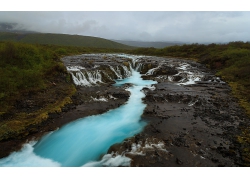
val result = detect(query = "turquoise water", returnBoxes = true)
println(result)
[0,70,156,167]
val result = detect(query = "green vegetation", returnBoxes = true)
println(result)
[0,41,78,140]
[0,32,134,50]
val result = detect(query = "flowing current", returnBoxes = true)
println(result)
[0,68,156,167]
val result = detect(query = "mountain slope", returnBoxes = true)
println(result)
[0,32,134,49]
[112,40,185,48]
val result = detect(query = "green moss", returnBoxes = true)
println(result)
[123,61,129,67]
[0,84,76,141]
[237,127,250,166]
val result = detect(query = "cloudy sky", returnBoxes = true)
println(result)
[1,2,250,43]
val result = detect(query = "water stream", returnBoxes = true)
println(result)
[0,68,156,167]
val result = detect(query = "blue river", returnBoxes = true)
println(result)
[0,69,156,167]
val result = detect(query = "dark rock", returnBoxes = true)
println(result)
[176,158,183,165]
[196,142,202,146]
[211,157,219,163]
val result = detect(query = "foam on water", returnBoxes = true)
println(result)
[82,153,131,167]
[0,141,61,167]
[91,96,108,102]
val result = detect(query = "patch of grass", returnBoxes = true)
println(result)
[237,127,250,166]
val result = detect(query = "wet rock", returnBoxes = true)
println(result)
[172,75,183,82]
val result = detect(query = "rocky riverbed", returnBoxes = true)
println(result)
[1,53,249,166]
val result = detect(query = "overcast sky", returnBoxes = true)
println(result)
[0,11,250,43]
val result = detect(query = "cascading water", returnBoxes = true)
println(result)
[109,65,123,80]
[69,65,132,86]
[70,70,103,86]
[0,55,157,167]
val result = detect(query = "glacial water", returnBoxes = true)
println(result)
[0,69,156,167]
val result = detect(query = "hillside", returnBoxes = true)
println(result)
[0,32,134,50]
[113,39,184,48]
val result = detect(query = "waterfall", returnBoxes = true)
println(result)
[117,54,143,68]
[71,71,91,86]
[86,70,103,84]
[128,61,133,71]
[70,70,103,86]
[101,71,113,81]
[121,65,132,77]
[135,63,143,72]
[109,65,123,79]
[145,66,159,75]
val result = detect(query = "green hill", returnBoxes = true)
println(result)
[0,32,134,49]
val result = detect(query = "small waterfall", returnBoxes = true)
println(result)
[135,63,143,72]
[70,70,103,86]
[128,61,133,71]
[145,66,160,75]
[109,65,123,79]
[86,70,103,84]
[115,66,123,78]
[168,76,174,82]
[101,71,113,81]
[176,64,204,85]
[121,65,132,77]
[71,71,91,86]
[117,54,143,69]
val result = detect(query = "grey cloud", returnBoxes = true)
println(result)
[0,11,249,43]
